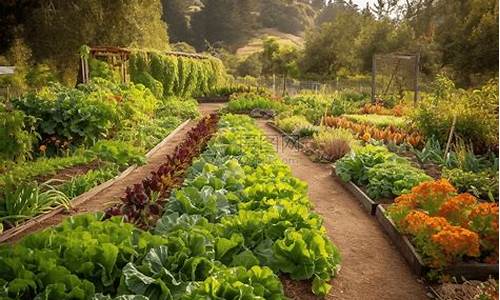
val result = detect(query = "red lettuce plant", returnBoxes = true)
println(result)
[105,113,219,228]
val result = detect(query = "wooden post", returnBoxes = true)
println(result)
[371,55,376,103]
[414,53,420,106]
[444,115,457,159]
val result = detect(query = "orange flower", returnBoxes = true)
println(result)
[394,193,417,208]
[439,193,478,225]
[431,226,480,258]
[403,211,449,235]
[411,179,457,197]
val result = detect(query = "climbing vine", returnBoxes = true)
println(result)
[129,50,227,97]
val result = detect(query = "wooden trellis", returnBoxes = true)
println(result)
[371,53,420,105]
[80,46,209,84]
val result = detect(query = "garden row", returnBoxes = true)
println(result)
[0,114,341,299]
[223,81,498,280]
[0,48,237,233]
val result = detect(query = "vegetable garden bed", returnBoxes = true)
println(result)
[376,205,499,280]
[0,119,191,243]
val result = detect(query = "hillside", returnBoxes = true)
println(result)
[235,28,304,58]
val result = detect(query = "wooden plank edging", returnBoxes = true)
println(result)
[330,165,378,215]
[0,119,192,243]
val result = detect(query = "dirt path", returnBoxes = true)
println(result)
[257,121,428,300]
[4,104,223,243]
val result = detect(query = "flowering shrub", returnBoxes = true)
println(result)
[387,179,499,268]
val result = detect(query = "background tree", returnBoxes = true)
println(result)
[163,0,191,43]
[262,38,299,95]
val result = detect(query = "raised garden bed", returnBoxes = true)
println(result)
[376,205,499,281]
[0,119,191,244]
[330,165,378,215]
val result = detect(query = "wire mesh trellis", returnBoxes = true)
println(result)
[371,53,420,104]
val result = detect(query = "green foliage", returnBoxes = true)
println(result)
[283,94,331,124]
[157,114,341,296]
[13,82,119,147]
[0,182,71,227]
[0,214,166,299]
[336,144,431,200]
[411,76,499,153]
[335,145,395,184]
[89,59,121,83]
[90,141,145,168]
[158,97,200,120]
[57,166,119,199]
[0,105,37,162]
[184,266,285,299]
[276,115,313,134]
[366,161,432,200]
[129,50,227,98]
[343,114,410,128]
[2,0,169,84]
[442,168,499,202]
[227,93,286,113]
[0,154,92,188]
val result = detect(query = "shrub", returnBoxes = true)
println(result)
[283,94,331,124]
[366,161,432,199]
[0,104,37,162]
[411,77,499,153]
[335,145,396,185]
[227,92,286,113]
[276,115,312,134]
[442,168,499,202]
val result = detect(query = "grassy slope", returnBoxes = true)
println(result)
[235,28,304,58]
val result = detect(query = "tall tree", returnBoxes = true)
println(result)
[163,0,191,43]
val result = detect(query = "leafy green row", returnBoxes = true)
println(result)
[335,144,431,200]
[149,114,341,297]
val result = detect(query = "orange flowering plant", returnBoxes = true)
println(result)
[387,179,499,268]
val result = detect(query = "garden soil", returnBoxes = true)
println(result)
[4,103,223,244]
[257,120,429,300]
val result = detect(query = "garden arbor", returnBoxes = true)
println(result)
[371,53,420,105]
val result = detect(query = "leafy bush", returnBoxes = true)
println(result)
[227,92,286,114]
[0,104,37,162]
[90,140,145,168]
[276,115,313,134]
[13,82,118,149]
[442,168,499,201]
[335,145,396,185]
[366,161,432,199]
[411,77,499,153]
[158,97,200,120]
[283,94,331,124]
[88,58,120,83]
[336,144,431,200]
